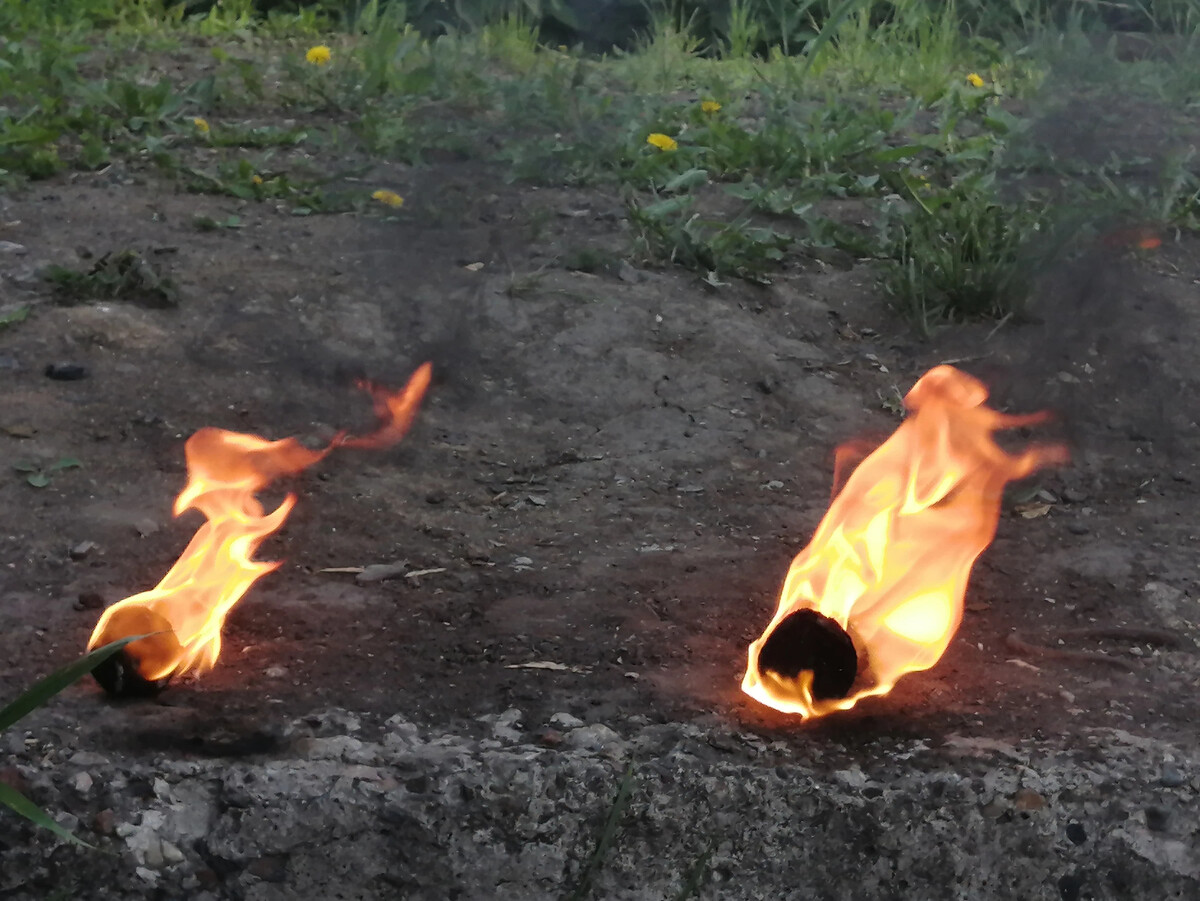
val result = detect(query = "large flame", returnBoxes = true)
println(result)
[742,365,1069,719]
[87,363,432,682]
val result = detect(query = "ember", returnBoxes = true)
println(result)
[743,365,1069,719]
[88,363,432,695]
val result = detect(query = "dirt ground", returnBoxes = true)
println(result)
[1,151,1199,766]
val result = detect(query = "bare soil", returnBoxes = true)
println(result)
[2,151,1199,764]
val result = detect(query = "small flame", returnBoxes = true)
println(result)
[742,365,1069,719]
[87,363,432,683]
[1100,226,1162,251]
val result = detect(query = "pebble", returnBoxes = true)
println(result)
[70,771,94,795]
[44,362,88,381]
[70,541,97,560]
[355,561,409,584]
[74,591,105,611]
[1066,521,1090,536]
[562,723,624,753]
[1013,788,1046,811]
[0,240,26,254]
[1062,487,1088,503]
[549,712,584,730]
[92,809,116,836]
[487,708,523,743]
[161,840,184,865]
[1160,763,1186,788]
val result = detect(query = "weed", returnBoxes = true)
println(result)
[564,763,636,901]
[0,637,147,845]
[12,457,82,489]
[0,305,31,331]
[878,173,1053,334]
[44,250,180,308]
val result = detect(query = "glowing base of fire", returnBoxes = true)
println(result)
[90,607,180,697]
[85,363,433,694]
[742,365,1069,719]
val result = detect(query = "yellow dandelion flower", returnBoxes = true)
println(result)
[966,72,984,88]
[646,133,678,152]
[306,45,332,66]
[700,100,721,114]
[251,174,263,185]
[372,189,404,208]
[192,116,210,134]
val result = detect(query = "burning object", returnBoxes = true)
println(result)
[88,363,432,696]
[742,365,1069,719]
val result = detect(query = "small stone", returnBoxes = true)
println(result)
[70,772,94,795]
[513,556,533,567]
[264,665,288,678]
[425,490,446,505]
[68,751,109,766]
[1160,763,1186,788]
[92,809,116,836]
[383,714,421,749]
[562,723,624,753]
[0,240,26,254]
[1013,788,1046,811]
[161,841,184,865]
[355,561,409,584]
[74,591,105,611]
[70,541,97,560]
[549,712,585,730]
[539,729,564,747]
[1066,522,1090,536]
[1062,487,1088,503]
[142,839,165,869]
[617,260,641,283]
[134,866,159,886]
[1065,821,1087,844]
[0,766,29,796]
[486,708,523,743]
[44,362,88,381]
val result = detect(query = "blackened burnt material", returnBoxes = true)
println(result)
[92,649,172,698]
[756,609,858,700]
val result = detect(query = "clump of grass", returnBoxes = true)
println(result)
[878,174,1053,334]
[43,249,180,308]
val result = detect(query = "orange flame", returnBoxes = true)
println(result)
[87,363,432,683]
[742,365,1069,719]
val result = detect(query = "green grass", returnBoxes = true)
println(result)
[1,636,150,846]
[1,0,1198,333]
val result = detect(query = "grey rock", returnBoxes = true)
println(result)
[561,723,625,753]
[70,771,94,795]
[481,708,524,743]
[549,712,585,730]
[1160,763,1186,787]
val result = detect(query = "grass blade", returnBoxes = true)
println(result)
[564,762,636,901]
[0,635,148,731]
[799,0,871,77]
[0,781,95,848]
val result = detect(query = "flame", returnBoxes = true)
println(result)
[742,365,1069,719]
[87,363,432,683]
[1100,226,1162,251]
